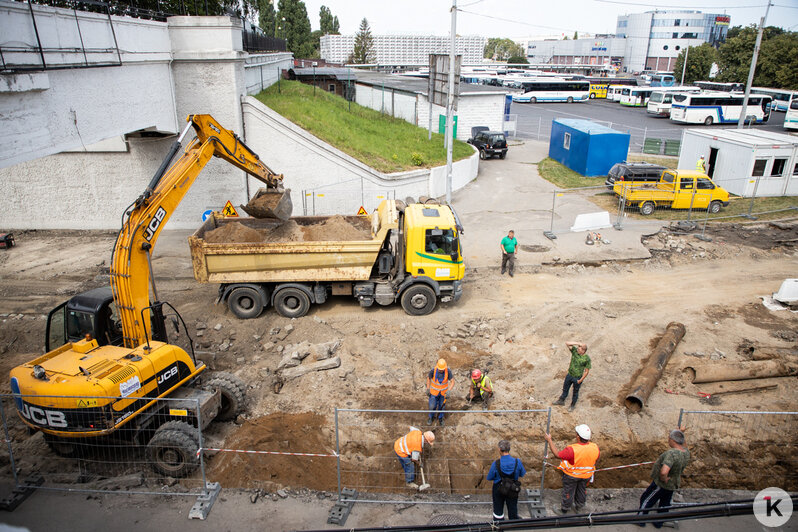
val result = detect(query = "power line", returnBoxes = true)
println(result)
[457,8,594,34]
[595,0,767,8]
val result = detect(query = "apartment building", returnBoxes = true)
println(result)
[320,34,486,66]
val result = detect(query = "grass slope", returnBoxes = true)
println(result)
[255,81,473,173]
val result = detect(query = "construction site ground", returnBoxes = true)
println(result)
[0,140,796,530]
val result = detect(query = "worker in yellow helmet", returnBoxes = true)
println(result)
[427,358,454,427]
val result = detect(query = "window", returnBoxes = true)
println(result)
[673,32,679,38]
[696,178,715,189]
[752,159,767,177]
[328,84,335,93]
[675,19,681,26]
[564,132,571,150]
[771,158,787,177]
[680,178,694,190]
[793,163,798,176]
[424,229,456,255]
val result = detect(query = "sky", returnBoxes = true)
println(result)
[297,0,798,37]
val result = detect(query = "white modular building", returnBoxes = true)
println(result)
[678,129,798,197]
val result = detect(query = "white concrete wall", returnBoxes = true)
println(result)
[0,0,177,169]
[354,83,418,123]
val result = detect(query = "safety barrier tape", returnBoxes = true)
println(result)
[196,447,338,459]
[542,460,654,473]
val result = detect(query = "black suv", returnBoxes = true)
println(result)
[605,162,666,189]
[467,127,508,160]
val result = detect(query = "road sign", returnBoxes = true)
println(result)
[202,209,214,221]
[222,201,239,217]
[357,206,368,216]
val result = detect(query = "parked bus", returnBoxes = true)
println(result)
[609,86,632,102]
[587,78,636,99]
[646,87,701,116]
[785,95,798,131]
[512,80,590,103]
[650,73,675,87]
[751,87,798,112]
[620,88,654,107]
[670,92,772,125]
[694,81,744,92]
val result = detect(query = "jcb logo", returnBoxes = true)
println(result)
[157,365,178,385]
[143,207,167,242]
[20,404,67,428]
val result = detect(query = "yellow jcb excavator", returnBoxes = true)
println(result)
[9,114,290,477]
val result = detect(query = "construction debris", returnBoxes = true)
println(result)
[624,322,686,412]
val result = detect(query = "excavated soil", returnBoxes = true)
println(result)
[300,215,371,241]
[204,216,371,244]
[204,222,263,243]
[247,192,282,210]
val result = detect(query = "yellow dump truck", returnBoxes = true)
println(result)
[189,199,464,318]
[613,169,730,216]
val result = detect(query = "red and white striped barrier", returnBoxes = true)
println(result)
[196,447,339,459]
[543,460,654,473]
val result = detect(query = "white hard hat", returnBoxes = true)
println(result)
[575,424,592,440]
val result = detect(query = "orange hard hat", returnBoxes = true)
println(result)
[471,369,482,380]
[423,431,435,445]
[436,358,447,371]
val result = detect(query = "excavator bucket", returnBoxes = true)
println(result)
[240,188,293,221]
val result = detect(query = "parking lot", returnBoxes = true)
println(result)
[511,98,790,152]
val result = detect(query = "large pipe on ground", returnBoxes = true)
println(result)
[625,322,686,412]
[684,359,798,384]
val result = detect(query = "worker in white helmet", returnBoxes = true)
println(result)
[545,424,600,514]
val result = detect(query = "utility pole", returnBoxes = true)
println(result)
[738,1,771,129]
[445,0,456,204]
[680,45,689,86]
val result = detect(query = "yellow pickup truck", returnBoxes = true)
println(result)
[613,170,730,216]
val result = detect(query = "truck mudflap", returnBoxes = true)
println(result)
[439,280,462,303]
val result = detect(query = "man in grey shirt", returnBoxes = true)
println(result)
[636,428,690,528]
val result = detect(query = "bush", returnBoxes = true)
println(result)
[410,152,426,166]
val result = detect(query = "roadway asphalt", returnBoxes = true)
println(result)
[510,98,790,152]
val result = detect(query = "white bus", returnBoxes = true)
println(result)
[610,86,634,103]
[646,87,702,116]
[670,92,773,125]
[694,81,744,92]
[512,80,590,103]
[751,87,798,112]
[785,95,798,131]
[620,88,654,107]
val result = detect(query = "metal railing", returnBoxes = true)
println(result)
[242,30,285,53]
[301,186,396,216]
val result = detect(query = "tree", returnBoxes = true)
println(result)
[277,0,315,58]
[573,31,579,40]
[258,0,276,36]
[319,5,340,35]
[350,17,375,64]
[483,38,523,61]
[672,43,716,85]
[563,35,569,40]
[715,24,797,89]
[507,55,529,64]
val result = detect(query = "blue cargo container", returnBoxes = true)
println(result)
[548,119,630,177]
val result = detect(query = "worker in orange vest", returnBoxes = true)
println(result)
[427,358,454,427]
[394,428,435,489]
[544,424,600,514]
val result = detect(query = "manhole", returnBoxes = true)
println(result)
[520,244,550,253]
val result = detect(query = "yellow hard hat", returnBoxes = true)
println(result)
[436,358,447,371]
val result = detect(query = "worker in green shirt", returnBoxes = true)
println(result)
[553,341,591,411]
[500,230,518,277]
[636,427,690,528]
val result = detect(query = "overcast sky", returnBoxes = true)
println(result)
[298,0,798,37]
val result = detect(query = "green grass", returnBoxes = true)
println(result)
[537,158,605,188]
[625,153,679,169]
[255,80,473,173]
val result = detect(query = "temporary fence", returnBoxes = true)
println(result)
[677,409,798,491]
[333,408,551,505]
[542,185,629,238]
[301,185,397,216]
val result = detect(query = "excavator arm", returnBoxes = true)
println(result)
[111,114,287,348]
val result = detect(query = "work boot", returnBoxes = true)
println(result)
[509,271,514,277]
[501,269,506,275]
[438,418,445,427]
[427,417,433,426]
[553,398,565,406]
[407,482,419,489]
[569,403,577,412]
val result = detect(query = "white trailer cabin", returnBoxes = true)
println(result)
[678,129,798,197]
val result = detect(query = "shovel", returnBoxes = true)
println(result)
[418,463,431,492]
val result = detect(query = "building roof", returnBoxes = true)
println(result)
[554,119,628,135]
[290,67,356,81]
[353,71,508,96]
[685,128,798,148]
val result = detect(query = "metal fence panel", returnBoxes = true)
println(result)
[303,189,396,216]
[545,185,619,237]
[335,408,550,504]
[678,409,798,491]
[612,186,716,231]
[0,394,207,496]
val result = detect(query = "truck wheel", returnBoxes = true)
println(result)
[567,96,574,103]
[703,116,713,126]
[204,372,246,422]
[640,202,656,216]
[401,285,437,316]
[479,149,487,160]
[227,286,264,319]
[709,201,722,214]
[146,421,199,478]
[43,433,83,458]
[274,287,311,318]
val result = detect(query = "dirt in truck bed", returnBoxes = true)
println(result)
[204,215,372,244]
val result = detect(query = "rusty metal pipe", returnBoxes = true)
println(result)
[684,359,798,384]
[625,322,686,412]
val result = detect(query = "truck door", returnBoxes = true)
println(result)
[695,177,716,209]
[418,228,460,281]
[672,176,696,209]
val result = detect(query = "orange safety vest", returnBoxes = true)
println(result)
[558,442,600,479]
[429,369,450,396]
[394,429,424,458]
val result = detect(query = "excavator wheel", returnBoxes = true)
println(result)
[43,433,84,458]
[204,372,247,422]
[146,421,199,478]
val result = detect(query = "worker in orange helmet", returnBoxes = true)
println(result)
[466,368,494,410]
[427,358,454,427]
[394,428,435,490]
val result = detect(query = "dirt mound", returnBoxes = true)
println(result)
[205,222,263,244]
[207,412,337,490]
[300,215,371,241]
[261,220,305,243]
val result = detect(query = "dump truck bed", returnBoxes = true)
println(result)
[613,181,677,202]
[188,213,388,284]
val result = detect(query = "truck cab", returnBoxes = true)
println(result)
[403,203,464,283]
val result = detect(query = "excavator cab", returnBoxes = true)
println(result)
[45,286,123,351]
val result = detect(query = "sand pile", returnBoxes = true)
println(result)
[204,216,371,244]
[300,215,371,241]
[204,222,263,243]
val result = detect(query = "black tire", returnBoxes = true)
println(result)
[479,148,487,160]
[567,96,574,103]
[400,284,437,316]
[43,433,83,458]
[709,201,722,214]
[146,421,199,478]
[640,201,656,216]
[204,372,246,422]
[227,286,264,319]
[499,152,506,160]
[589,93,595,99]
[273,287,311,318]
[703,116,713,126]
[530,97,537,103]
